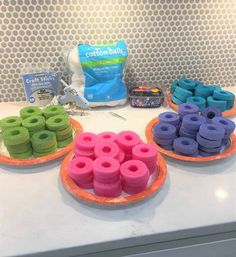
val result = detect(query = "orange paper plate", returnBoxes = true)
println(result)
[60,151,167,206]
[0,117,83,166]
[145,117,236,162]
[167,93,236,117]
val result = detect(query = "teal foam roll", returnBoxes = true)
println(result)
[173,90,188,102]
[171,95,184,105]
[187,96,206,111]
[207,96,227,112]
[178,77,196,91]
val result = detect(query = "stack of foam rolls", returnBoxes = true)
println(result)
[68,131,159,197]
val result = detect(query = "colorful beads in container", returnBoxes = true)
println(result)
[68,131,159,197]
[171,77,235,112]
[153,103,235,157]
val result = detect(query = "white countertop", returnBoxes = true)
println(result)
[0,89,236,257]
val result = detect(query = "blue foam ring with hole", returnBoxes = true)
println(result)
[173,136,198,155]
[198,123,225,140]
[199,150,219,157]
[196,133,222,148]
[207,96,227,112]
[182,113,206,130]
[186,96,206,111]
[211,116,235,135]
[175,86,193,98]
[179,129,196,139]
[158,144,173,151]
[170,80,178,94]
[201,107,222,123]
[178,103,199,115]
[213,89,235,101]
[174,150,199,157]
[159,112,180,126]
[180,124,198,135]
[173,90,188,102]
[178,77,196,91]
[199,145,222,153]
[171,95,184,105]
[154,136,174,146]
[194,85,213,98]
[152,123,177,139]
[181,123,199,132]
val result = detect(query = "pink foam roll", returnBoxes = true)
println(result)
[132,143,158,164]
[75,132,97,151]
[124,154,132,162]
[93,180,122,197]
[93,157,120,184]
[120,160,149,186]
[94,141,120,159]
[122,182,147,195]
[75,180,94,190]
[116,131,141,151]
[97,131,118,142]
[116,149,125,163]
[74,147,95,160]
[68,156,93,183]
[146,164,157,174]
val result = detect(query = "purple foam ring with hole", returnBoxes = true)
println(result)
[199,150,219,157]
[152,123,177,139]
[199,145,222,153]
[179,125,198,136]
[159,112,180,126]
[179,129,196,139]
[173,136,198,154]
[153,136,174,146]
[181,123,199,132]
[158,144,173,150]
[201,107,222,123]
[211,117,235,135]
[198,123,225,140]
[182,114,206,131]
[178,103,200,115]
[174,150,199,157]
[196,133,222,148]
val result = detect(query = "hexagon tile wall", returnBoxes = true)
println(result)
[0,0,236,102]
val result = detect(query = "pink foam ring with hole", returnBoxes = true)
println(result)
[116,149,125,163]
[74,146,95,160]
[97,131,118,142]
[120,160,150,186]
[122,181,147,195]
[93,180,122,197]
[75,132,97,151]
[68,156,93,183]
[94,141,120,159]
[75,180,94,190]
[93,157,120,184]
[132,143,158,165]
[146,163,157,174]
[117,130,141,151]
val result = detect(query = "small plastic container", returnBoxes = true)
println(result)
[129,86,164,108]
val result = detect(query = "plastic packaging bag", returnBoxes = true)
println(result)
[67,40,128,107]
[21,64,60,106]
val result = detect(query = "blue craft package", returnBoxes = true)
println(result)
[68,40,128,107]
[22,71,60,106]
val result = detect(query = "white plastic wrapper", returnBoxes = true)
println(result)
[67,41,128,107]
